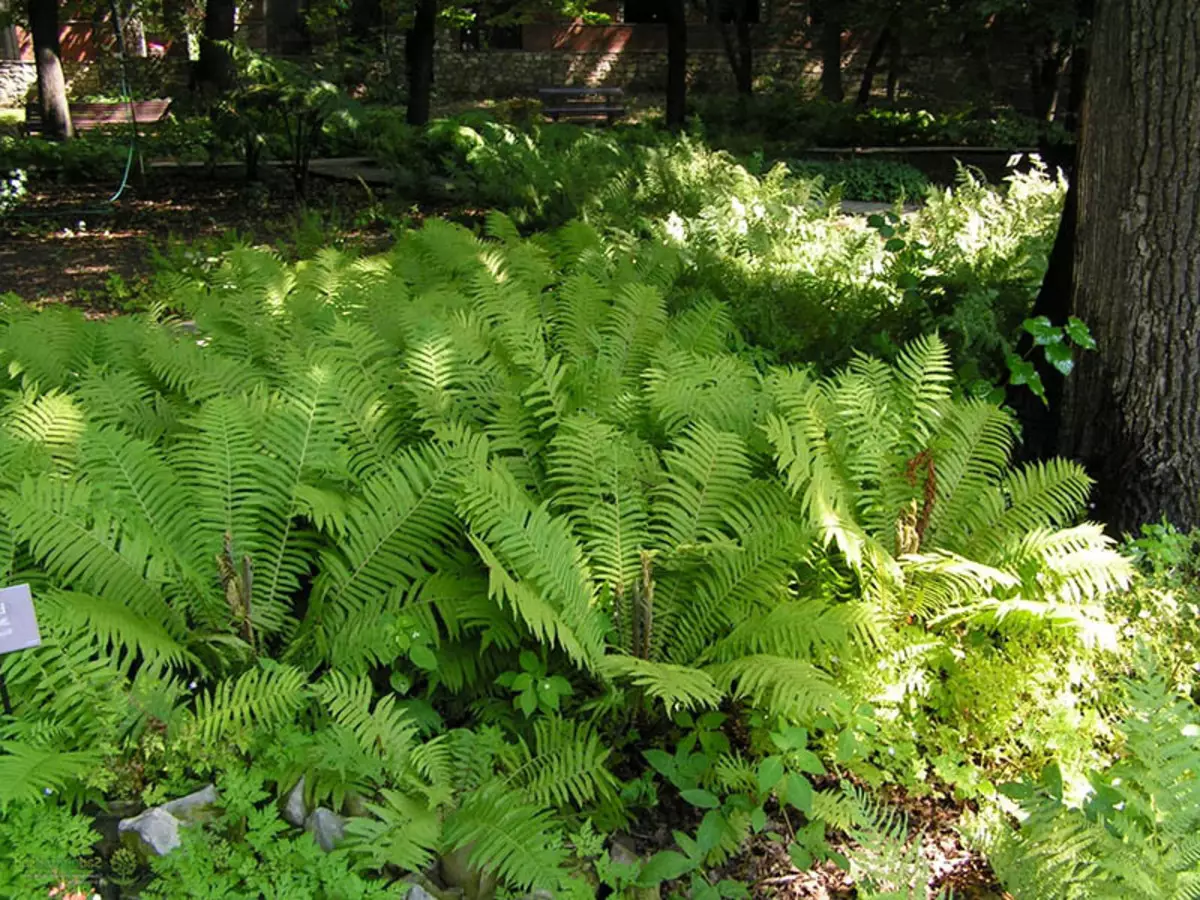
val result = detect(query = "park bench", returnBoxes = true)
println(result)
[538,87,625,125]
[23,99,172,136]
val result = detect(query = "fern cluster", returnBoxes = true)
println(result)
[0,215,1122,893]
[982,659,1200,899]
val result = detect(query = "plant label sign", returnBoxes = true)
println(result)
[0,584,40,655]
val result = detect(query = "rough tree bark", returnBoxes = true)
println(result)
[1058,0,1200,532]
[665,0,687,129]
[405,0,436,126]
[27,0,72,140]
[197,0,236,93]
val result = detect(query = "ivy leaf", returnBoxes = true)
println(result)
[791,749,825,775]
[517,689,537,717]
[1022,315,1062,345]
[1066,316,1098,350]
[644,749,675,777]
[771,727,807,751]
[1043,341,1075,375]
[1041,762,1064,801]
[408,644,438,671]
[680,789,721,809]
[784,773,813,816]
[696,810,727,854]
[750,806,767,833]
[884,237,907,252]
[512,673,533,691]
[638,851,694,886]
[519,649,539,672]
[787,843,812,870]
[867,214,886,228]
[998,781,1034,801]
[757,756,785,794]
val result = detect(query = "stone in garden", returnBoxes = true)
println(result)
[283,777,308,827]
[306,806,346,851]
[118,806,182,857]
[440,844,498,900]
[344,790,370,817]
[161,783,219,822]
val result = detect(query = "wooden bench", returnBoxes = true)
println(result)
[23,99,172,136]
[537,87,625,125]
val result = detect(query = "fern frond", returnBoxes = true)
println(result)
[189,663,308,743]
[598,654,723,712]
[0,742,103,810]
[709,654,842,720]
[443,785,570,891]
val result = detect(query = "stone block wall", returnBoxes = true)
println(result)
[0,61,36,107]
[434,48,824,98]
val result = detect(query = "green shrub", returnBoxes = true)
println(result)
[786,158,929,203]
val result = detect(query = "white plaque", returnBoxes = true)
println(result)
[0,584,40,654]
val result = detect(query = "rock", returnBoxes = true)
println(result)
[344,790,370,818]
[609,836,639,867]
[440,845,498,900]
[282,777,308,827]
[161,783,219,822]
[306,807,346,852]
[118,806,182,857]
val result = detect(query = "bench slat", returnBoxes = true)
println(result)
[538,87,625,96]
[24,100,171,134]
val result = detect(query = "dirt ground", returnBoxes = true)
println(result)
[0,168,400,308]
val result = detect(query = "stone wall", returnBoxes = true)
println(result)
[434,48,824,98]
[434,44,1037,112]
[0,58,189,109]
[0,61,35,108]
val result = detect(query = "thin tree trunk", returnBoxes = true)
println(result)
[665,0,687,129]
[28,0,72,140]
[0,0,17,60]
[1059,0,1200,532]
[123,9,148,57]
[885,31,901,102]
[818,0,843,102]
[855,25,889,106]
[712,0,752,95]
[198,0,236,93]
[1029,37,1069,121]
[405,0,436,125]
[163,0,188,58]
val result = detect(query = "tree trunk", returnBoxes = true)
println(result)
[351,0,382,42]
[405,0,436,126]
[712,0,752,95]
[162,0,189,58]
[732,12,752,95]
[197,0,236,93]
[665,0,687,129]
[28,0,72,140]
[885,31,901,102]
[818,0,843,102]
[1058,0,1200,533]
[1,0,20,59]
[855,25,889,106]
[1029,37,1069,122]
